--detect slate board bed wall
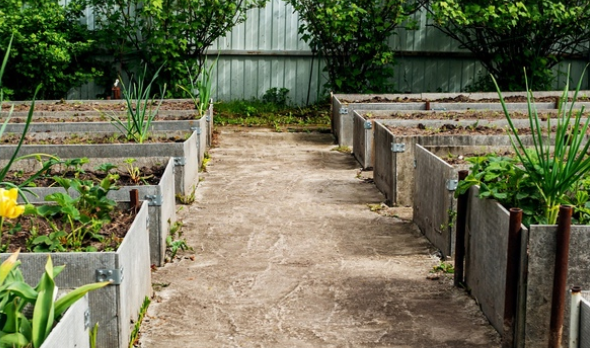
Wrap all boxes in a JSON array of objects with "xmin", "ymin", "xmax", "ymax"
[
  {"xmin": 0, "ymin": 201, "xmax": 151, "ymax": 348},
  {"xmin": 461, "ymin": 187, "xmax": 590, "ymax": 348},
  {"xmin": 18, "ymin": 157, "xmax": 176, "ymax": 266},
  {"xmin": 333, "ymin": 91, "xmax": 590, "ymax": 147},
  {"xmin": 352, "ymin": 109, "xmax": 557, "ymax": 170},
  {"xmin": 41, "ymin": 295, "xmax": 90, "ymax": 348},
  {"xmin": 0, "ymin": 129, "xmax": 200, "ymax": 196},
  {"xmin": 413, "ymin": 145, "xmax": 514, "ymax": 256},
  {"xmin": 372, "ymin": 118, "xmax": 567, "ymax": 207},
  {"xmin": 411, "ymin": 143, "xmax": 590, "ymax": 347}
]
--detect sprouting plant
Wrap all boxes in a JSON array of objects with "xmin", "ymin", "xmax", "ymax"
[
  {"xmin": 61, "ymin": 157, "xmax": 89, "ymax": 177},
  {"xmin": 107, "ymin": 64, "xmax": 166, "ymax": 143},
  {"xmin": 95, "ymin": 162, "xmax": 118, "ymax": 174},
  {"xmin": 0, "ymin": 251, "xmax": 109, "ymax": 348},
  {"xmin": 200, "ymin": 152, "xmax": 211, "ymax": 172},
  {"xmin": 34, "ymin": 176, "xmax": 119, "ymax": 251},
  {"xmin": 90, "ymin": 323, "xmax": 100, "ymax": 348},
  {"xmin": 123, "ymin": 158, "xmax": 153, "ymax": 185},
  {"xmin": 431, "ymin": 261, "xmax": 455, "ymax": 274},
  {"xmin": 177, "ymin": 54, "xmax": 218, "ymax": 117}
]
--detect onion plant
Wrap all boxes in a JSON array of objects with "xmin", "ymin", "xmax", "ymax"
[
  {"xmin": 109, "ymin": 64, "xmax": 166, "ymax": 144},
  {"xmin": 493, "ymin": 66, "xmax": 590, "ymax": 224},
  {"xmin": 178, "ymin": 54, "xmax": 218, "ymax": 117}
]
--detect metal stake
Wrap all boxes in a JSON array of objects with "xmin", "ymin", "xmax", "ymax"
[
  {"xmin": 502, "ymin": 207, "xmax": 523, "ymax": 348},
  {"xmin": 454, "ymin": 170, "xmax": 468, "ymax": 287},
  {"xmin": 548, "ymin": 205, "xmax": 573, "ymax": 348}
]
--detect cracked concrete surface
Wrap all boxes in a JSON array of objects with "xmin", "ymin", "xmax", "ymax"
[{"xmin": 139, "ymin": 128, "xmax": 501, "ymax": 348}]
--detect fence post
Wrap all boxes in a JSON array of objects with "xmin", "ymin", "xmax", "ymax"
[
  {"xmin": 548, "ymin": 205, "xmax": 573, "ymax": 348},
  {"xmin": 454, "ymin": 170, "xmax": 468, "ymax": 287},
  {"xmin": 502, "ymin": 208, "xmax": 523, "ymax": 348}
]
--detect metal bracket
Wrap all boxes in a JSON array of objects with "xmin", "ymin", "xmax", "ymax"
[
  {"xmin": 84, "ymin": 309, "xmax": 91, "ymax": 329},
  {"xmin": 391, "ymin": 143, "xmax": 406, "ymax": 153},
  {"xmin": 145, "ymin": 194, "xmax": 163, "ymax": 206},
  {"xmin": 339, "ymin": 107, "xmax": 348, "ymax": 114},
  {"xmin": 206, "ymin": 115, "xmax": 211, "ymax": 122},
  {"xmin": 96, "ymin": 268, "xmax": 123, "ymax": 285},
  {"xmin": 364, "ymin": 121, "xmax": 372, "ymax": 129},
  {"xmin": 432, "ymin": 107, "xmax": 447, "ymax": 111},
  {"xmin": 190, "ymin": 126, "xmax": 202, "ymax": 135},
  {"xmin": 174, "ymin": 157, "xmax": 186, "ymax": 166},
  {"xmin": 446, "ymin": 179, "xmax": 458, "ymax": 191}
]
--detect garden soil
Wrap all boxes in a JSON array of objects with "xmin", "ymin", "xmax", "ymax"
[{"xmin": 138, "ymin": 128, "xmax": 501, "ymax": 348}]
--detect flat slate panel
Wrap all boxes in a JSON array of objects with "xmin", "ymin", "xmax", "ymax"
[
  {"xmin": 465, "ymin": 187, "xmax": 516, "ymax": 333},
  {"xmin": 373, "ymin": 122, "xmax": 394, "ymax": 206},
  {"xmin": 525, "ymin": 225, "xmax": 590, "ymax": 347},
  {"xmin": 413, "ymin": 145, "xmax": 455, "ymax": 256},
  {"xmin": 41, "ymin": 295, "xmax": 90, "ymax": 348}
]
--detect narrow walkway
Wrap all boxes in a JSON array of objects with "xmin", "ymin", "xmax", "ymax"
[{"xmin": 139, "ymin": 129, "xmax": 500, "ymax": 347}]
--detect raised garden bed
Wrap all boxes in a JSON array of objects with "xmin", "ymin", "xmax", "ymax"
[
  {"xmin": 372, "ymin": 118, "xmax": 571, "ymax": 207},
  {"xmin": 40, "ymin": 295, "xmax": 90, "ymax": 348},
  {"xmin": 0, "ymin": 129, "xmax": 200, "ymax": 196},
  {"xmin": 413, "ymin": 145, "xmax": 590, "ymax": 347},
  {"xmin": 13, "ymin": 157, "xmax": 177, "ymax": 266},
  {"xmin": 2, "ymin": 201, "xmax": 151, "ymax": 348},
  {"xmin": 332, "ymin": 91, "xmax": 590, "ymax": 147},
  {"xmin": 352, "ymin": 109, "xmax": 572, "ymax": 169}
]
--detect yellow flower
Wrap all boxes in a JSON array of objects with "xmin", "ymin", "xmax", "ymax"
[{"xmin": 0, "ymin": 188, "xmax": 24, "ymax": 219}]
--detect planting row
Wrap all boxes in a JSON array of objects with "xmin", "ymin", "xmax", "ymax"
[
  {"xmin": 343, "ymin": 86, "xmax": 590, "ymax": 347},
  {"xmin": 0, "ymin": 100, "xmax": 214, "ymax": 348}
]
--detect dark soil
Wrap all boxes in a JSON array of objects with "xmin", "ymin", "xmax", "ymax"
[
  {"xmin": 342, "ymin": 95, "xmax": 588, "ymax": 103},
  {"xmin": 0, "ymin": 133, "xmax": 189, "ymax": 145},
  {"xmin": 4, "ymin": 113, "xmax": 198, "ymax": 123},
  {"xmin": 442, "ymin": 150, "xmax": 514, "ymax": 165},
  {"xmin": 386, "ymin": 123, "xmax": 564, "ymax": 136},
  {"xmin": 4, "ymin": 165, "xmax": 164, "ymax": 186},
  {"xmin": 2, "ymin": 207, "xmax": 136, "ymax": 252},
  {"xmin": 4, "ymin": 100, "xmax": 198, "ymax": 112},
  {"xmin": 363, "ymin": 110, "xmax": 582, "ymax": 121}
]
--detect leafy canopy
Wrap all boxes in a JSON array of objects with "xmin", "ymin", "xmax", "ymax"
[
  {"xmin": 88, "ymin": 0, "xmax": 268, "ymax": 97},
  {"xmin": 428, "ymin": 0, "xmax": 590, "ymax": 91},
  {"xmin": 286, "ymin": 0, "xmax": 421, "ymax": 93}
]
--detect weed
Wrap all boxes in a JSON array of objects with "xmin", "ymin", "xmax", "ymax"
[
  {"xmin": 176, "ymin": 186, "xmax": 196, "ymax": 204},
  {"xmin": 431, "ymin": 261, "xmax": 455, "ymax": 274},
  {"xmin": 165, "ymin": 220, "xmax": 192, "ymax": 261},
  {"xmin": 332, "ymin": 146, "xmax": 351, "ymax": 154},
  {"xmin": 200, "ymin": 152, "xmax": 211, "ymax": 172},
  {"xmin": 128, "ymin": 297, "xmax": 150, "ymax": 348}
]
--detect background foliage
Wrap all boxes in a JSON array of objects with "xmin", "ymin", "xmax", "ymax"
[
  {"xmin": 0, "ymin": 0, "xmax": 99, "ymax": 100},
  {"xmin": 285, "ymin": 0, "xmax": 422, "ymax": 94},
  {"xmin": 88, "ymin": 0, "xmax": 268, "ymax": 97},
  {"xmin": 427, "ymin": 0, "xmax": 590, "ymax": 91}
]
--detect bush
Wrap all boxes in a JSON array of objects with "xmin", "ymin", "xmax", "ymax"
[{"xmin": 0, "ymin": 0, "xmax": 100, "ymax": 100}]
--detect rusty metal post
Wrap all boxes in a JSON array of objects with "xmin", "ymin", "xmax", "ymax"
[
  {"xmin": 570, "ymin": 286, "xmax": 582, "ymax": 348},
  {"xmin": 454, "ymin": 170, "xmax": 469, "ymax": 287},
  {"xmin": 502, "ymin": 208, "xmax": 523, "ymax": 348},
  {"xmin": 129, "ymin": 189, "xmax": 140, "ymax": 213},
  {"xmin": 425, "ymin": 101, "xmax": 431, "ymax": 111},
  {"xmin": 112, "ymin": 79, "xmax": 121, "ymax": 100},
  {"xmin": 548, "ymin": 205, "xmax": 573, "ymax": 348}
]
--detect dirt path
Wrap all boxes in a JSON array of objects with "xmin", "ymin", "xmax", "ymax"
[{"xmin": 139, "ymin": 128, "xmax": 501, "ymax": 348}]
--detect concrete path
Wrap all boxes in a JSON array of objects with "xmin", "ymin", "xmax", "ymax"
[{"xmin": 139, "ymin": 128, "xmax": 501, "ymax": 347}]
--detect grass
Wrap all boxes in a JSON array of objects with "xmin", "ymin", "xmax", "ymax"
[
  {"xmin": 213, "ymin": 98, "xmax": 331, "ymax": 131},
  {"xmin": 331, "ymin": 145, "xmax": 351, "ymax": 153}
]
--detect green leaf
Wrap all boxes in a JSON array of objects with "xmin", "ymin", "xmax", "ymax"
[{"xmin": 54, "ymin": 282, "xmax": 109, "ymax": 318}]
